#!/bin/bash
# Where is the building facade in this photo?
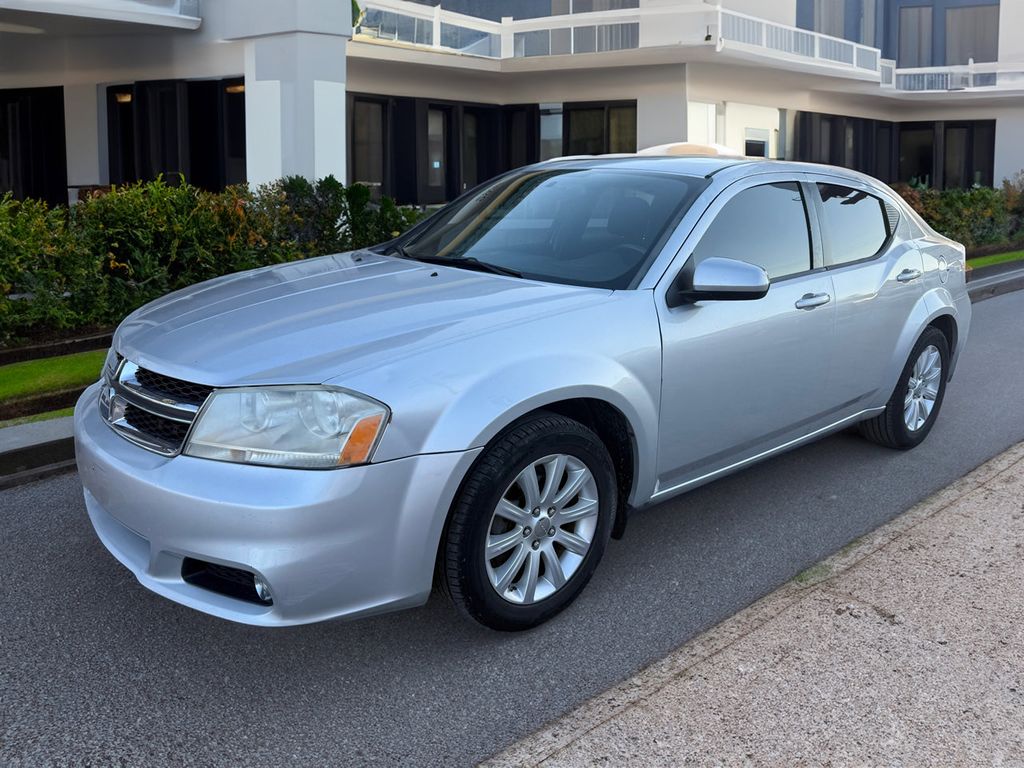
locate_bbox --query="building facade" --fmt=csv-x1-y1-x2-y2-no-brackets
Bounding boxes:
1,0,1022,208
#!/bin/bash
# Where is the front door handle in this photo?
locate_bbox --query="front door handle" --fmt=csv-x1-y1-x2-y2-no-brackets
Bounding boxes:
897,268,923,283
795,292,831,310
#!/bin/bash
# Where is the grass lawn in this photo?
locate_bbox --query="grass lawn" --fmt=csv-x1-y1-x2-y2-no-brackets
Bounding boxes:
0,349,105,404
968,250,1024,269
0,407,75,429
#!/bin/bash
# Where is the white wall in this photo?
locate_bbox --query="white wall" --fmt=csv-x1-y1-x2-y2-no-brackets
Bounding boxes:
687,101,716,144
995,112,1024,184
723,102,781,157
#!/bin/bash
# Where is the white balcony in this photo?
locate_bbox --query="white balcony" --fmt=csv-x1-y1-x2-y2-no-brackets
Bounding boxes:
0,0,201,30
888,61,1024,93
353,0,884,81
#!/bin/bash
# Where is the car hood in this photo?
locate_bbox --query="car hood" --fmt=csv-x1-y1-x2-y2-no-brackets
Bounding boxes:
114,252,610,386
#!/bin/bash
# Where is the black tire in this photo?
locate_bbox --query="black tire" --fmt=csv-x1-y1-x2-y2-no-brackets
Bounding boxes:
441,413,617,631
858,326,950,450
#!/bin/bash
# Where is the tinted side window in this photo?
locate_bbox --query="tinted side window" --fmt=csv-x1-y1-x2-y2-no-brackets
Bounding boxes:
817,183,890,266
692,182,811,280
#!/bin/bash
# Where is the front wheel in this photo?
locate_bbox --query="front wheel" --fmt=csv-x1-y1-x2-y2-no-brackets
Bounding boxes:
859,326,949,449
440,414,617,631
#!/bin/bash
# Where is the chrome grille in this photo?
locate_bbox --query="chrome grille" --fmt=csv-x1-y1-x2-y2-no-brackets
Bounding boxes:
100,358,211,456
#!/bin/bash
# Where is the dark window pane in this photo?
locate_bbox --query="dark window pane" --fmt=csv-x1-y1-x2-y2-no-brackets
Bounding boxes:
817,183,888,266
427,108,446,189
353,100,385,199
946,5,998,65
608,104,636,153
693,182,811,280
566,107,605,154
462,112,478,190
745,140,767,157
539,108,563,161
972,122,995,187
944,126,969,189
899,6,932,67
899,127,934,186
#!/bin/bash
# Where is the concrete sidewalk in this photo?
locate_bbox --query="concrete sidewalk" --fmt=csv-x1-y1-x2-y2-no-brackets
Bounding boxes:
486,442,1024,767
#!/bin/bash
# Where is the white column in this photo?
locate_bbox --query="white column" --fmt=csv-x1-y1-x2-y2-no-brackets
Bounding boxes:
244,32,348,186
635,65,688,149
63,84,105,202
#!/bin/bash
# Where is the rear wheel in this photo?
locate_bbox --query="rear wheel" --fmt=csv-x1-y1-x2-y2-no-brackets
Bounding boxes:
441,414,616,631
859,326,949,449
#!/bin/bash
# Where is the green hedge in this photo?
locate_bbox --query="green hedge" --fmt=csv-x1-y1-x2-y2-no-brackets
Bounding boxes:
891,180,1023,251
0,177,422,346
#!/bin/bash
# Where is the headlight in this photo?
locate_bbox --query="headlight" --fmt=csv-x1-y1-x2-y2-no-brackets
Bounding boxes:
102,346,122,380
183,386,389,469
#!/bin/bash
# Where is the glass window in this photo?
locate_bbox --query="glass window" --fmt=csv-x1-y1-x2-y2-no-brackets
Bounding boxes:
693,183,812,280
898,126,934,187
401,168,707,289
565,102,636,155
944,125,969,190
539,106,563,161
426,108,446,190
596,23,639,52
573,26,597,53
572,0,639,11
352,99,385,200
608,104,637,153
814,0,845,38
817,183,889,266
566,107,605,155
898,6,932,67
945,5,998,64
514,30,550,57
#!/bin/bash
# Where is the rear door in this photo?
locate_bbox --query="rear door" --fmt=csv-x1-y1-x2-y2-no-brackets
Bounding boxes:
809,177,926,413
654,175,837,495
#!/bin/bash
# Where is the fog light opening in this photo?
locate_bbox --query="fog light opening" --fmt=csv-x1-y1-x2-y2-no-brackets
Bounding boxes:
253,574,273,604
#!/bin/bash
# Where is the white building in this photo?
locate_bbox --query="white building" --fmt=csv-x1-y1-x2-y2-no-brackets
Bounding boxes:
1,0,1022,207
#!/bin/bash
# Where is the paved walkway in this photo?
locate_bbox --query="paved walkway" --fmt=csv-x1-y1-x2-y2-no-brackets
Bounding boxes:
486,442,1024,767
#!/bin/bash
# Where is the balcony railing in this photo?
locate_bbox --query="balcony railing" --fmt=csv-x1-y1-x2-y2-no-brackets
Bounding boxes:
353,0,884,78
891,61,1024,92
718,8,879,75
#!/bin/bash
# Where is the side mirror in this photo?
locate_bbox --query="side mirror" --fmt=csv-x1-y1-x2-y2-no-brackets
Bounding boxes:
667,257,770,307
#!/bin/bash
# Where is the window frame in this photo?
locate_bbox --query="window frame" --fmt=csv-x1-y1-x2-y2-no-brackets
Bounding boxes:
658,172,827,308
807,175,898,270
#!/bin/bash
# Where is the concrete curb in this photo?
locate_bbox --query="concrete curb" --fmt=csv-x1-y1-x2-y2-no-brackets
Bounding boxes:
483,441,1024,767
1,267,1022,491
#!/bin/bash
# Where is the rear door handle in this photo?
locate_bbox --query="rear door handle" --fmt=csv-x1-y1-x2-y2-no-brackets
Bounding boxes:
795,292,831,310
897,268,923,283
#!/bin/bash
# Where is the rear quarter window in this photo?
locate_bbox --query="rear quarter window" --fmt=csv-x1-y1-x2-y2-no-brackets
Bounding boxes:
817,183,890,267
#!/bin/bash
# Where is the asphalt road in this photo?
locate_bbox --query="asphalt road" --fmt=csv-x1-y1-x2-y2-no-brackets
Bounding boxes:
3,291,1024,767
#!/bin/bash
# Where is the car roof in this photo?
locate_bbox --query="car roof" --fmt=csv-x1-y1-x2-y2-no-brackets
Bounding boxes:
539,154,885,188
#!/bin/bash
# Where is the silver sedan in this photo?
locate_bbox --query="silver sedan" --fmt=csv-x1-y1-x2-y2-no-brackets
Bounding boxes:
74,155,970,630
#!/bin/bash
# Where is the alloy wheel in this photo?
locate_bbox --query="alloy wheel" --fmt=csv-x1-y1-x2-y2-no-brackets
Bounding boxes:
484,454,600,605
904,344,942,431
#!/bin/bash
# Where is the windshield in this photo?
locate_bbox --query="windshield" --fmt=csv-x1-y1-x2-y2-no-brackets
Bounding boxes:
399,167,707,289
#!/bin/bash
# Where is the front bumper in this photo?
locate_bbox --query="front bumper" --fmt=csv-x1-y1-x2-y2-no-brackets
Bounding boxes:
74,383,481,626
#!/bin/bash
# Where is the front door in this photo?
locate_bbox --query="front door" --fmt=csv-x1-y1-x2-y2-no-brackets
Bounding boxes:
655,178,837,494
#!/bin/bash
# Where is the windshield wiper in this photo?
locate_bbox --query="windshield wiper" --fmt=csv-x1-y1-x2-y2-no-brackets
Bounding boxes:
404,254,523,279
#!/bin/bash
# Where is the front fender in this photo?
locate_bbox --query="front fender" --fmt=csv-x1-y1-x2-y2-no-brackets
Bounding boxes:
339,291,664,505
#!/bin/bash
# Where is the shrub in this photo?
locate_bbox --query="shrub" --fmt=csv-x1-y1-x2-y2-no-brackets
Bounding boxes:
0,194,105,344
0,177,422,346
891,182,1014,250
